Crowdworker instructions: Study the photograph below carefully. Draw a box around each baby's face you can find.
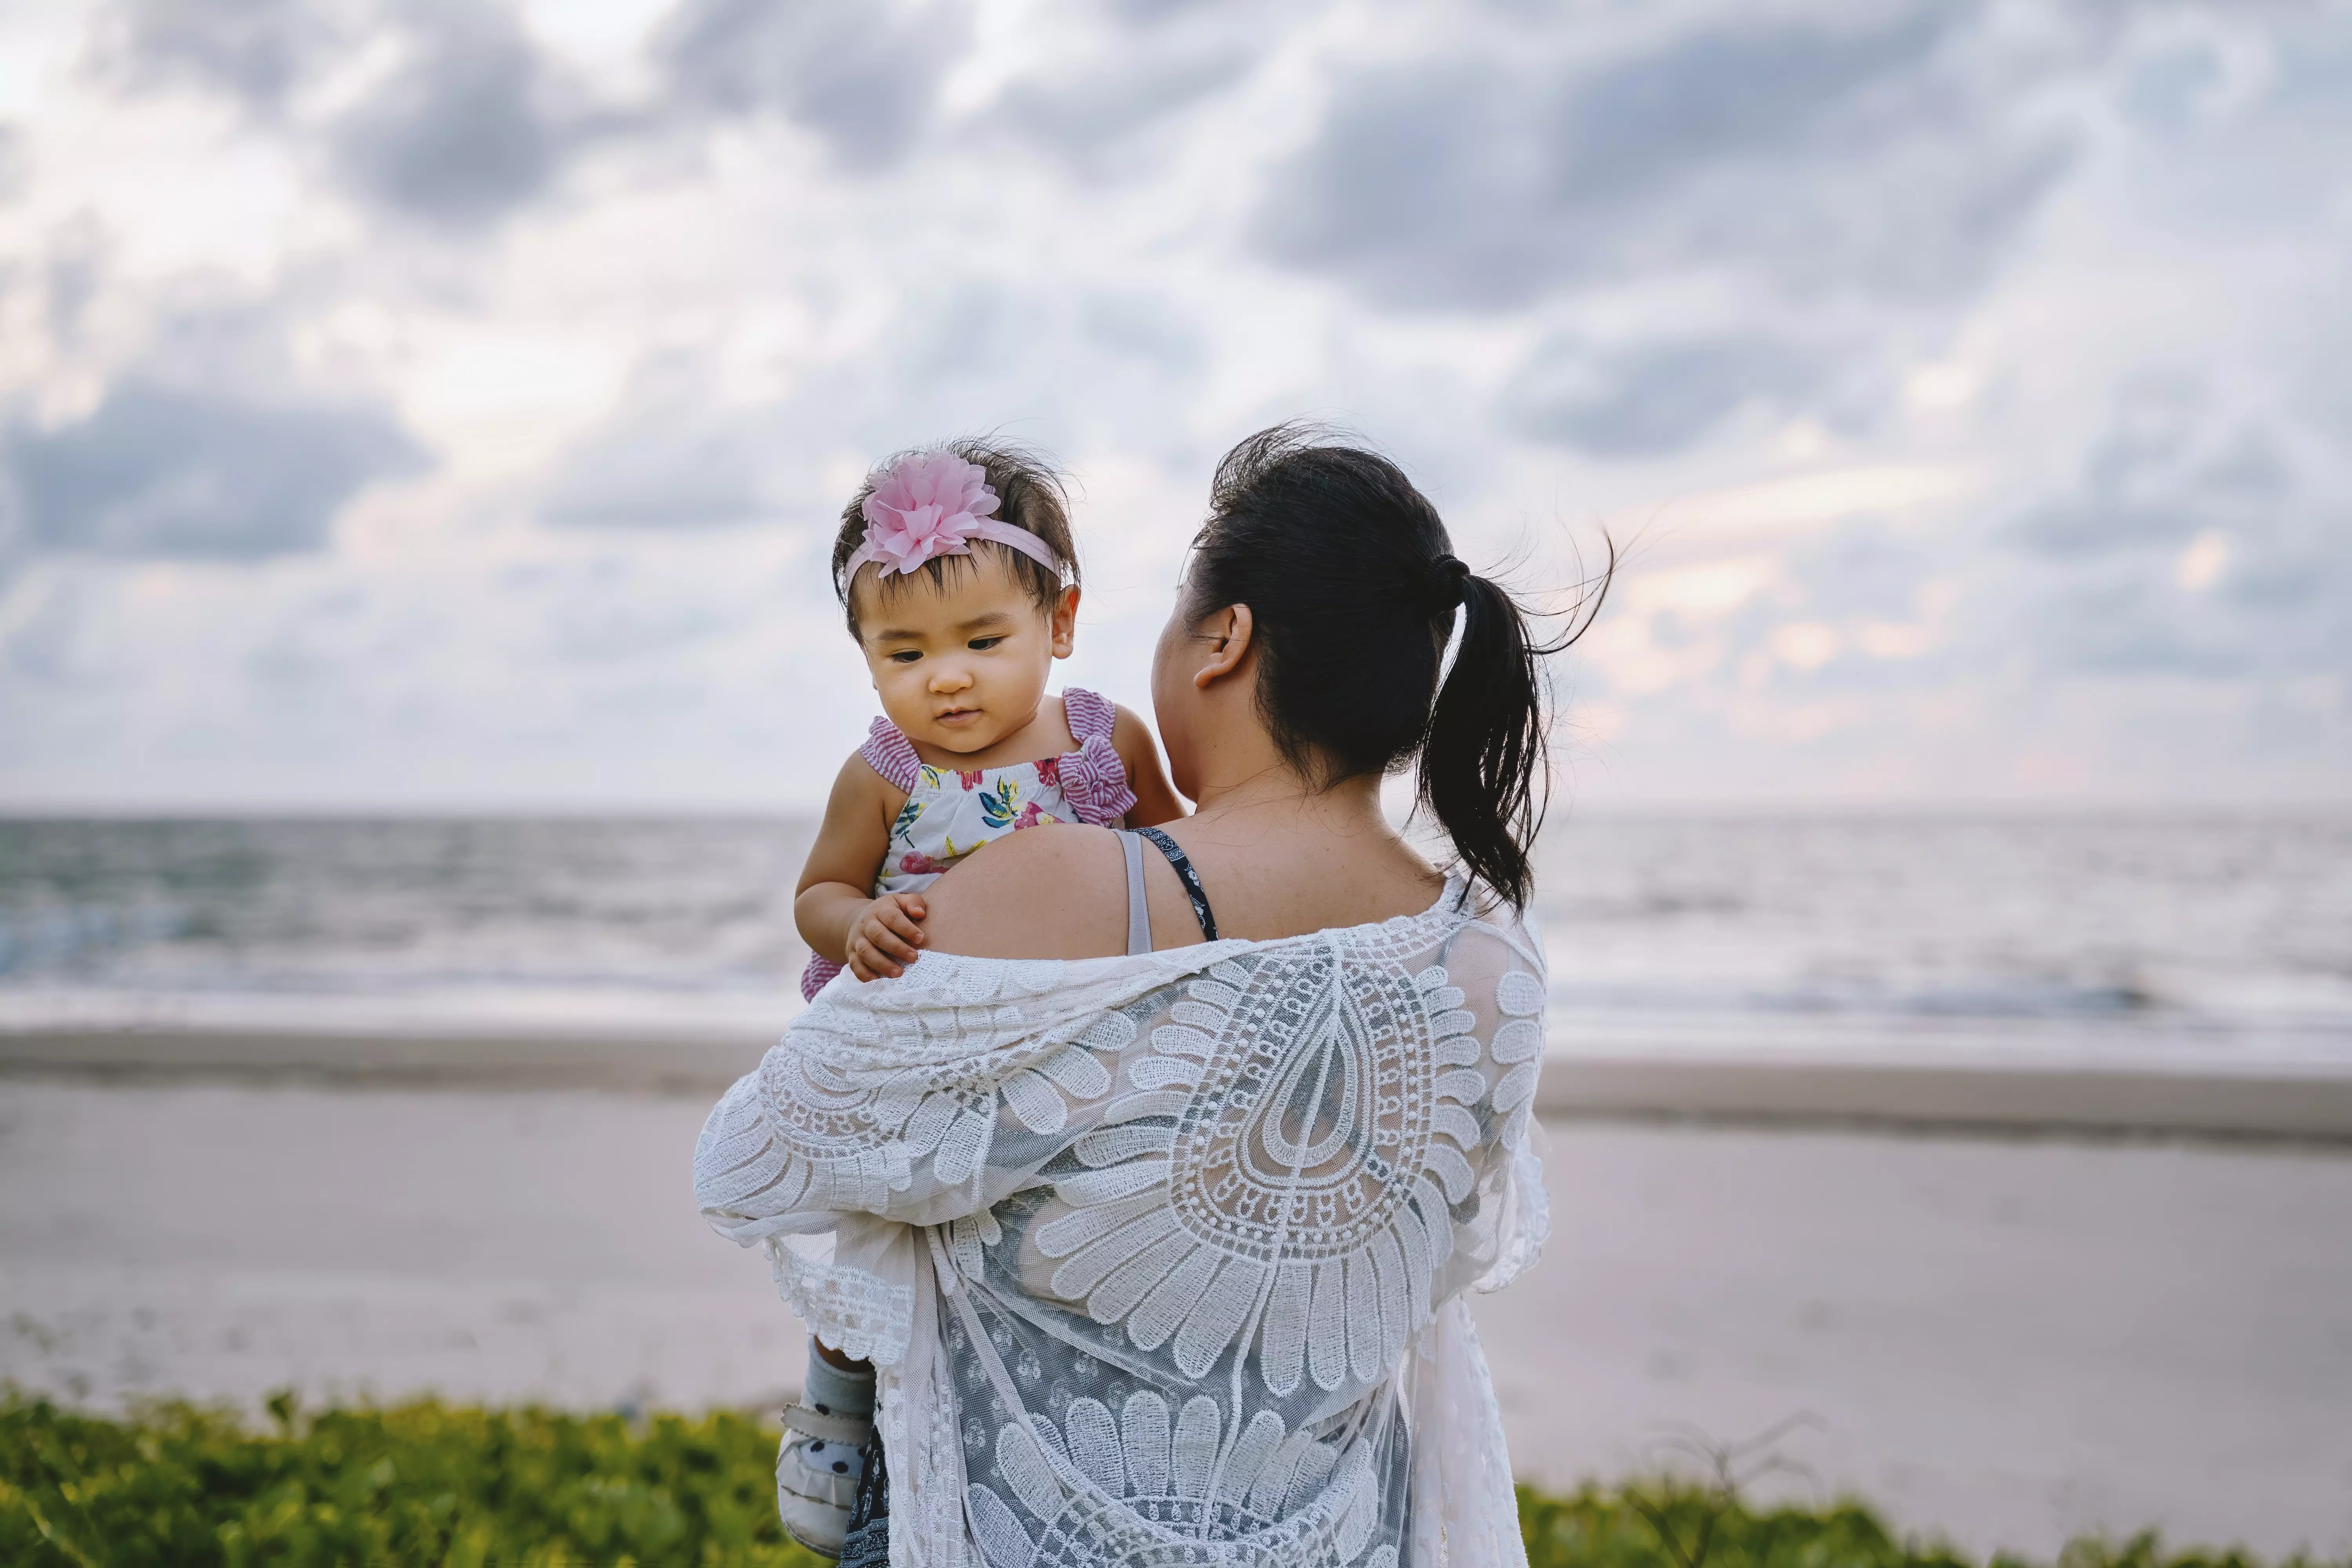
[853,549,1077,756]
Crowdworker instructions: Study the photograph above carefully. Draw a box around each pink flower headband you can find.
[844,451,1063,582]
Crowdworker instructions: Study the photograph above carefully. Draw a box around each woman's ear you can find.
[1050,585,1080,659]
[1193,604,1254,690]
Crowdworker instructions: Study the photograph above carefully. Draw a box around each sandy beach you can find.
[4,1073,2347,1561]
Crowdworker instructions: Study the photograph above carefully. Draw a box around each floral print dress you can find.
[799,688,1137,1000]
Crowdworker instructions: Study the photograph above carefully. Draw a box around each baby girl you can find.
[793,441,1183,997]
[777,441,1181,1554]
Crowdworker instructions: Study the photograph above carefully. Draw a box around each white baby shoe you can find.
[776,1348,875,1558]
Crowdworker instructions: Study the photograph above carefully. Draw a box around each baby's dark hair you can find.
[831,440,1078,638]
[1183,423,1611,910]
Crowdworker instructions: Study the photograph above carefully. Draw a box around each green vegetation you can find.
[1516,1482,2334,1568]
[2,1392,2336,1568]
[2,1393,820,1566]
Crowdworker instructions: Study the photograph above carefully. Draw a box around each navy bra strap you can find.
[1133,826,1218,943]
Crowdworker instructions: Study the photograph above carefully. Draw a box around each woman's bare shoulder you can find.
[917,822,1129,961]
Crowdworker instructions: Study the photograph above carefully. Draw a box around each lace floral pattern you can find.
[1040,940,1496,1391]
[699,888,1548,1568]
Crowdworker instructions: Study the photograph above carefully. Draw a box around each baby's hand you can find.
[847,892,927,981]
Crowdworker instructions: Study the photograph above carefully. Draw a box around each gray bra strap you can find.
[1118,830,1152,955]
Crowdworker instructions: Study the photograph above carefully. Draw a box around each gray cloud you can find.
[536,561,731,662]
[1081,292,1205,374]
[1785,524,1945,623]
[2010,402,2350,681]
[42,216,109,343]
[540,275,1219,536]
[540,388,788,533]
[328,10,600,230]
[538,343,878,533]
[6,382,422,559]
[2010,397,2291,559]
[1105,0,1225,20]
[0,580,91,688]
[655,0,969,171]
[985,3,1258,171]
[1546,11,1952,208]
[1256,6,2079,310]
[996,48,1250,171]
[85,0,353,115]
[0,123,27,204]
[1502,333,1827,456]
[91,0,602,231]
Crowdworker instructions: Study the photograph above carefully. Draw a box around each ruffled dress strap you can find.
[800,954,845,1002]
[858,716,922,793]
[1058,687,1136,825]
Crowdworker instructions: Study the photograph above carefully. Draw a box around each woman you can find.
[697,426,1593,1568]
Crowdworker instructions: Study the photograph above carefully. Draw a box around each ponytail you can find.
[1186,424,1611,911]
[1419,575,1543,907]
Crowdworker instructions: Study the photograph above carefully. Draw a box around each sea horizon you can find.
[4,808,2348,1074]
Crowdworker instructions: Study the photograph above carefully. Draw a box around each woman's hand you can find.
[846,891,927,980]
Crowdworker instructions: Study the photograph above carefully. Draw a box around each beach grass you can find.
[2,1392,2336,1568]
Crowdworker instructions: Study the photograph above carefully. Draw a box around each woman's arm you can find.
[916,822,1132,962]
[1111,703,1187,827]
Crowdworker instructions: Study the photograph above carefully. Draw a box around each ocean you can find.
[2,813,2348,1068]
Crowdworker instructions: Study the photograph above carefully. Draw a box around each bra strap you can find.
[1118,831,1152,956]
[1133,827,1218,943]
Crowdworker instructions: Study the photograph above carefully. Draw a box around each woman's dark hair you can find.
[1185,424,1611,910]
[832,439,1077,638]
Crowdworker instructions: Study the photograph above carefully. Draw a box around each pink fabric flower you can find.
[1010,802,1046,830]
[1056,686,1137,826]
[844,451,1063,580]
[1060,733,1137,825]
[899,850,949,876]
[861,454,999,572]
[1033,753,1061,788]
[957,769,984,791]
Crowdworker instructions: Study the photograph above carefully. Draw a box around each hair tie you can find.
[1421,554,1472,615]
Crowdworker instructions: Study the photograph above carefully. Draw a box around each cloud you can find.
[996,49,1250,170]
[89,0,605,231]
[0,123,27,204]
[2009,399,2350,680]
[40,215,109,342]
[0,578,96,691]
[985,4,1259,171]
[328,9,604,230]
[655,0,970,171]
[4,382,423,559]
[1503,333,1828,456]
[1256,7,2080,310]
[539,357,798,532]
[7,0,2349,806]
[4,297,426,561]
[2009,393,2292,560]
[536,272,1223,548]
[1080,292,1205,375]
[85,0,354,115]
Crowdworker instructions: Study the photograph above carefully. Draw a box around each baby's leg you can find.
[777,1334,875,1558]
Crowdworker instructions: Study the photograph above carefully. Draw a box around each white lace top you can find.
[697,884,1549,1568]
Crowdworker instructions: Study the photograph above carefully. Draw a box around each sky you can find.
[0,0,2346,813]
